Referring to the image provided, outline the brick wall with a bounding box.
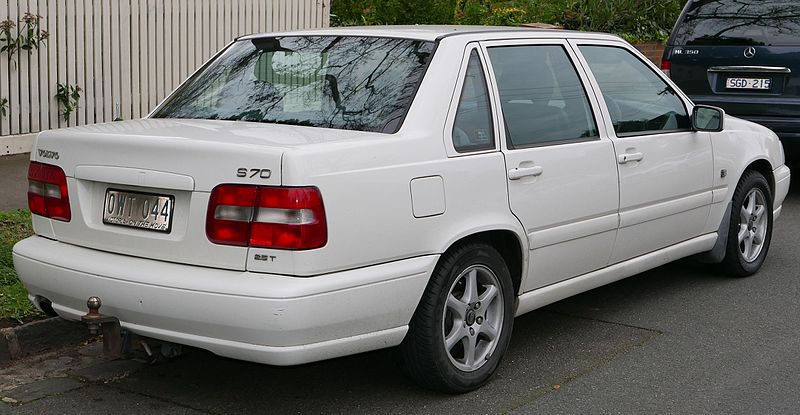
[633,41,666,66]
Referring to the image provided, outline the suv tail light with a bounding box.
[28,161,71,221]
[206,184,327,250]
[660,58,671,78]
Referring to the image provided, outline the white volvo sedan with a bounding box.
[13,26,790,393]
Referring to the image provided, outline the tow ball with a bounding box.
[81,296,123,358]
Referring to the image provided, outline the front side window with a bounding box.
[487,45,598,149]
[154,36,435,133]
[579,45,690,136]
[452,50,495,153]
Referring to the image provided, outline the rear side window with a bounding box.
[672,0,800,46]
[488,45,598,148]
[453,50,495,153]
[580,46,690,136]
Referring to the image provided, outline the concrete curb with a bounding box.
[0,318,93,362]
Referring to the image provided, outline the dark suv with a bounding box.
[664,0,800,144]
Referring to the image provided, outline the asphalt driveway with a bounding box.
[0,157,798,414]
[0,154,28,211]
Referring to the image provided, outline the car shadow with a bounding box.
[106,259,744,413]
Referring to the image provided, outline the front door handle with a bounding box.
[618,152,644,164]
[508,166,543,180]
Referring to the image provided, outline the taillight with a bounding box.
[206,184,327,250]
[206,184,258,247]
[660,58,671,78]
[27,161,71,221]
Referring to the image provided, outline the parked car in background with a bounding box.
[13,26,790,393]
[663,0,800,150]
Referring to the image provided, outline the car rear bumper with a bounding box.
[12,236,435,365]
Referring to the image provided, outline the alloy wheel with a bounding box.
[441,265,505,372]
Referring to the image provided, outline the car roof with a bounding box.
[239,25,621,43]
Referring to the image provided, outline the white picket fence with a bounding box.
[0,0,330,139]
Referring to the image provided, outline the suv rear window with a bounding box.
[672,0,800,46]
[154,36,435,133]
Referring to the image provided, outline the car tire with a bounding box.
[722,170,773,277]
[398,242,515,393]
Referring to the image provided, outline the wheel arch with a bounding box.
[743,158,775,197]
[700,158,775,264]
[399,227,524,392]
[439,229,527,296]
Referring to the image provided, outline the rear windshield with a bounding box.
[672,0,800,46]
[153,36,435,133]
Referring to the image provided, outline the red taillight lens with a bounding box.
[27,161,71,221]
[250,187,327,250]
[660,58,671,78]
[206,184,258,246]
[206,185,327,250]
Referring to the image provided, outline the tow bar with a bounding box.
[79,296,184,361]
[80,296,123,358]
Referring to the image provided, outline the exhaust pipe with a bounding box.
[33,295,58,317]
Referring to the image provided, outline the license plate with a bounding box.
[726,77,771,90]
[103,189,174,233]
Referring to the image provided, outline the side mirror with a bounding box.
[692,105,724,132]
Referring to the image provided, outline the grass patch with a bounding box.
[0,209,39,321]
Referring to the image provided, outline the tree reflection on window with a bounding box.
[154,36,435,133]
[674,0,800,46]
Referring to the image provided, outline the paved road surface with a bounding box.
[0,154,28,211]
[0,158,798,414]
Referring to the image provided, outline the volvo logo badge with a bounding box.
[744,47,756,58]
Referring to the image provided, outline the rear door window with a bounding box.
[672,0,800,46]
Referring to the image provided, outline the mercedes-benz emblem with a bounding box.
[744,47,756,58]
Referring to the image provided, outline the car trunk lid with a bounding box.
[33,118,289,271]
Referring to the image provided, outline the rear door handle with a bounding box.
[618,152,644,164]
[508,166,543,180]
